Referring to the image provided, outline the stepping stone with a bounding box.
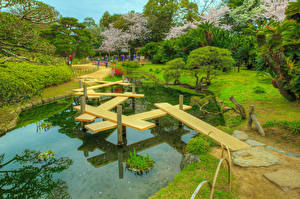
[285,152,299,158]
[233,130,249,141]
[264,169,300,191]
[266,146,285,154]
[245,139,266,147]
[232,147,281,167]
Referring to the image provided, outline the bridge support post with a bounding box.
[118,151,124,179]
[80,84,87,131]
[179,95,183,128]
[131,84,136,109]
[117,105,124,145]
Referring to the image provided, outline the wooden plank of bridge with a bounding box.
[74,92,144,98]
[80,105,155,131]
[95,96,129,111]
[155,103,250,151]
[85,104,192,133]
[72,80,124,92]
[75,113,97,122]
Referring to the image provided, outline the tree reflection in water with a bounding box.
[0,150,73,199]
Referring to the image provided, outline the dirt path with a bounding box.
[77,65,111,81]
[210,128,300,199]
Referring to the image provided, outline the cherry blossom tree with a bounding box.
[165,22,198,40]
[258,0,289,21]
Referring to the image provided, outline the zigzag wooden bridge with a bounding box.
[74,81,250,151]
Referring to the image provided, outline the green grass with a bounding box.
[150,154,235,199]
[104,75,123,82]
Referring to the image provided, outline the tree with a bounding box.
[99,11,122,29]
[42,17,94,59]
[187,46,235,90]
[246,2,300,101]
[9,0,59,25]
[144,0,179,41]
[0,0,25,9]
[164,58,185,84]
[0,12,55,63]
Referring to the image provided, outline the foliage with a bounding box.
[144,0,179,41]
[0,149,73,198]
[38,149,56,161]
[36,121,53,132]
[0,12,55,62]
[126,148,154,173]
[0,62,73,105]
[122,61,139,68]
[246,12,300,101]
[164,58,185,84]
[187,46,235,89]
[41,17,94,58]
[186,136,211,155]
[264,120,300,134]
[9,0,59,24]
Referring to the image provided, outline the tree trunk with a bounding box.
[273,78,297,101]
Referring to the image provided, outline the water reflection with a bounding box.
[0,150,73,199]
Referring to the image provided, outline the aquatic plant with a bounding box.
[126,148,154,174]
[36,121,53,132]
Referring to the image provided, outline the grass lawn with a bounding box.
[151,154,235,199]
[127,64,300,124]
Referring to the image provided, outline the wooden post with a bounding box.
[230,96,246,119]
[132,84,136,94]
[155,119,159,126]
[248,105,265,136]
[117,105,123,145]
[80,95,86,114]
[179,95,183,127]
[122,75,125,83]
[79,80,82,88]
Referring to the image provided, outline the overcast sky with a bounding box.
[41,0,149,22]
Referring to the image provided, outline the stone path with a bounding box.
[264,169,300,191]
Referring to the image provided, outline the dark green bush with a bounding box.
[186,136,211,155]
[122,61,139,68]
[253,86,266,94]
[0,62,73,105]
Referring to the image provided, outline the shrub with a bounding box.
[163,58,185,84]
[253,86,266,94]
[186,136,211,155]
[0,62,73,106]
[126,148,154,174]
[122,61,139,68]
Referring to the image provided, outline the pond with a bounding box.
[0,84,224,199]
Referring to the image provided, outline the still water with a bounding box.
[0,85,223,199]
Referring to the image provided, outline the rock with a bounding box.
[233,130,249,141]
[264,169,300,191]
[266,146,285,154]
[285,152,299,158]
[245,139,265,147]
[180,153,200,170]
[232,147,281,167]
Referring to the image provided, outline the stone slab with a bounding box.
[266,146,285,154]
[245,139,266,147]
[233,130,249,141]
[232,147,281,167]
[264,169,300,191]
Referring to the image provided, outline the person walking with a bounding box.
[96,58,100,69]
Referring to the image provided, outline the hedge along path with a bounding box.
[155,103,250,151]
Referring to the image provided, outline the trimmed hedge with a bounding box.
[0,62,73,105]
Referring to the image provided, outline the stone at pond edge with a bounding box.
[245,139,265,147]
[180,153,200,170]
[232,148,281,167]
[264,169,300,191]
[266,146,285,154]
[285,152,299,158]
[233,130,249,141]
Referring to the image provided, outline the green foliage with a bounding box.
[0,62,73,105]
[122,61,139,68]
[41,17,94,58]
[246,10,300,101]
[226,115,243,127]
[164,58,185,84]
[253,86,266,94]
[36,121,53,132]
[187,46,235,89]
[126,148,155,173]
[186,136,211,155]
[264,120,300,134]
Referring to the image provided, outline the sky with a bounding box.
[41,0,149,23]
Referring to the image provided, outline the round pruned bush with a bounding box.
[186,136,211,155]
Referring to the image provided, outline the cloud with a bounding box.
[41,0,148,22]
